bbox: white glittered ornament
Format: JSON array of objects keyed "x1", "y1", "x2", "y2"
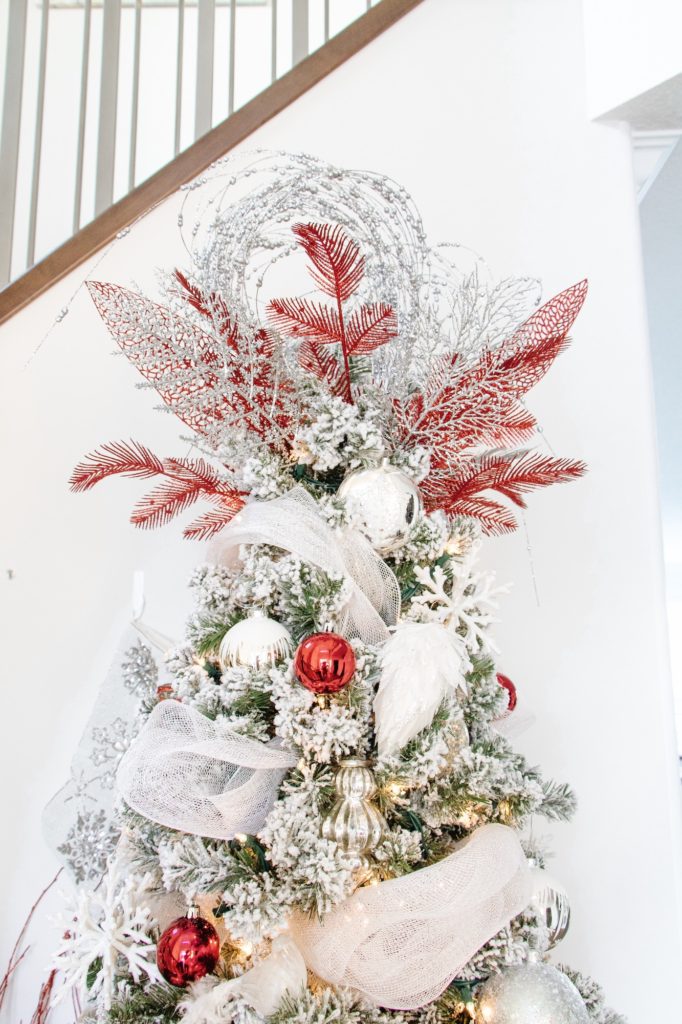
[
  {"x1": 338, "y1": 462, "x2": 422, "y2": 556},
  {"x1": 477, "y1": 962, "x2": 589, "y2": 1024},
  {"x1": 218, "y1": 611, "x2": 292, "y2": 670}
]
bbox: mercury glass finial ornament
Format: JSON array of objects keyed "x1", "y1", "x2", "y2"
[
  {"x1": 338, "y1": 461, "x2": 422, "y2": 556},
  {"x1": 476, "y1": 962, "x2": 589, "y2": 1024},
  {"x1": 529, "y1": 866, "x2": 571, "y2": 949},
  {"x1": 219, "y1": 610, "x2": 292, "y2": 671},
  {"x1": 321, "y1": 758, "x2": 386, "y2": 860}
]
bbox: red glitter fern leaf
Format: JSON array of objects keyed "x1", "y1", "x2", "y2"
[
  {"x1": 268, "y1": 297, "x2": 342, "y2": 344},
  {"x1": 297, "y1": 340, "x2": 345, "y2": 396},
  {"x1": 395, "y1": 281, "x2": 587, "y2": 459},
  {"x1": 423, "y1": 451, "x2": 586, "y2": 533},
  {"x1": 69, "y1": 441, "x2": 165, "y2": 491},
  {"x1": 496, "y1": 278, "x2": 588, "y2": 395},
  {"x1": 268, "y1": 223, "x2": 397, "y2": 403},
  {"x1": 444, "y1": 498, "x2": 518, "y2": 536},
  {"x1": 346, "y1": 302, "x2": 398, "y2": 355},
  {"x1": 87, "y1": 281, "x2": 232, "y2": 438},
  {"x1": 293, "y1": 222, "x2": 364, "y2": 302},
  {"x1": 174, "y1": 269, "x2": 237, "y2": 343},
  {"x1": 88, "y1": 281, "x2": 296, "y2": 446},
  {"x1": 70, "y1": 442, "x2": 245, "y2": 534},
  {"x1": 130, "y1": 457, "x2": 242, "y2": 530},
  {"x1": 184, "y1": 502, "x2": 244, "y2": 540}
]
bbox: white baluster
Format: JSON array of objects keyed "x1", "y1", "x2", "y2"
[
  {"x1": 174, "y1": 0, "x2": 185, "y2": 155},
  {"x1": 195, "y1": 0, "x2": 216, "y2": 138},
  {"x1": 0, "y1": 0, "x2": 27, "y2": 284},
  {"x1": 270, "y1": 0, "x2": 278, "y2": 82},
  {"x1": 26, "y1": 0, "x2": 50, "y2": 268},
  {"x1": 228, "y1": 0, "x2": 237, "y2": 116},
  {"x1": 73, "y1": 0, "x2": 93, "y2": 234},
  {"x1": 128, "y1": 0, "x2": 143, "y2": 191},
  {"x1": 95, "y1": 0, "x2": 122, "y2": 215},
  {"x1": 292, "y1": 0, "x2": 309, "y2": 66}
]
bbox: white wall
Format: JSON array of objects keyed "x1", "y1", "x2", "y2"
[
  {"x1": 1, "y1": 1, "x2": 681, "y2": 1020},
  {"x1": 639, "y1": 141, "x2": 682, "y2": 754},
  {"x1": 582, "y1": 0, "x2": 682, "y2": 116}
]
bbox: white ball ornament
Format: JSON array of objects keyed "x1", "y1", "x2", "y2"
[
  {"x1": 338, "y1": 462, "x2": 422, "y2": 556},
  {"x1": 218, "y1": 611, "x2": 292, "y2": 670},
  {"x1": 477, "y1": 963, "x2": 589, "y2": 1024}
]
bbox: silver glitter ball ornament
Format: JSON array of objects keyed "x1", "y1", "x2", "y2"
[
  {"x1": 321, "y1": 758, "x2": 386, "y2": 861},
  {"x1": 338, "y1": 463, "x2": 422, "y2": 556},
  {"x1": 477, "y1": 963, "x2": 589, "y2": 1024},
  {"x1": 219, "y1": 611, "x2": 292, "y2": 671}
]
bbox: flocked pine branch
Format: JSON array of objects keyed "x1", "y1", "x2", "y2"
[{"x1": 100, "y1": 985, "x2": 182, "y2": 1023}]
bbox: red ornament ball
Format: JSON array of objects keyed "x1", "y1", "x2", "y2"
[
  {"x1": 156, "y1": 913, "x2": 220, "y2": 987},
  {"x1": 496, "y1": 672, "x2": 518, "y2": 712},
  {"x1": 294, "y1": 632, "x2": 356, "y2": 694}
]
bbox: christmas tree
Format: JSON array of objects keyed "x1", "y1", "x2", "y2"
[{"x1": 46, "y1": 154, "x2": 624, "y2": 1024}]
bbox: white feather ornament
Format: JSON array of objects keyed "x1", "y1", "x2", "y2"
[{"x1": 374, "y1": 622, "x2": 467, "y2": 757}]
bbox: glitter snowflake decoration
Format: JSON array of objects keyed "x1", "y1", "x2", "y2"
[
  {"x1": 57, "y1": 809, "x2": 120, "y2": 884},
  {"x1": 54, "y1": 862, "x2": 160, "y2": 1010},
  {"x1": 91, "y1": 716, "x2": 137, "y2": 788},
  {"x1": 121, "y1": 640, "x2": 158, "y2": 697}
]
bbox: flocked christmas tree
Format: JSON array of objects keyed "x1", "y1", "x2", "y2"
[{"x1": 46, "y1": 153, "x2": 625, "y2": 1024}]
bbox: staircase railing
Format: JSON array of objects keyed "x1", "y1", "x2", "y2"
[{"x1": 0, "y1": 0, "x2": 423, "y2": 322}]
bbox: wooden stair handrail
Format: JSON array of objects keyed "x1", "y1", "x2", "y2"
[{"x1": 0, "y1": 0, "x2": 425, "y2": 326}]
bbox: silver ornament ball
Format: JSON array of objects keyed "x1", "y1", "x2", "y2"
[
  {"x1": 477, "y1": 963, "x2": 589, "y2": 1024},
  {"x1": 338, "y1": 463, "x2": 422, "y2": 555},
  {"x1": 219, "y1": 611, "x2": 292, "y2": 670}
]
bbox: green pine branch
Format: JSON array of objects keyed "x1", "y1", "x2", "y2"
[{"x1": 106, "y1": 985, "x2": 182, "y2": 1023}]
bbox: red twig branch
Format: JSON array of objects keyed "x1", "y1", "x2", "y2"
[
  {"x1": 30, "y1": 969, "x2": 57, "y2": 1024},
  {"x1": 0, "y1": 870, "x2": 62, "y2": 1017}
]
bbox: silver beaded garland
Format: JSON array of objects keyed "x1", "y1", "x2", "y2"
[
  {"x1": 476, "y1": 963, "x2": 589, "y2": 1024},
  {"x1": 338, "y1": 463, "x2": 422, "y2": 556},
  {"x1": 218, "y1": 611, "x2": 292, "y2": 671}
]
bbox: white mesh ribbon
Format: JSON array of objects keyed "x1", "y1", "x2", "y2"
[
  {"x1": 180, "y1": 935, "x2": 308, "y2": 1024},
  {"x1": 212, "y1": 486, "x2": 400, "y2": 645},
  {"x1": 117, "y1": 701, "x2": 296, "y2": 838},
  {"x1": 291, "y1": 824, "x2": 532, "y2": 1009}
]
